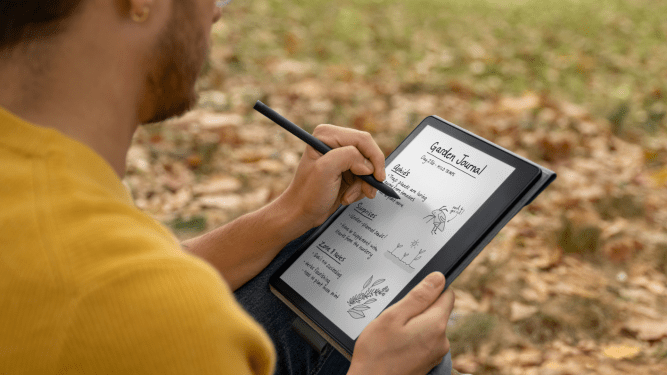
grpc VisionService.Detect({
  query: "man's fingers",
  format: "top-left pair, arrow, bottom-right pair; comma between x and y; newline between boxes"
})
342,182 -> 363,205
361,180 -> 378,199
391,272 -> 446,323
343,179 -> 377,205
317,145 -> 375,181
313,125 -> 386,182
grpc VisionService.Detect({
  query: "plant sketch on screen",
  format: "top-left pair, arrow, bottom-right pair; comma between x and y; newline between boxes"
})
423,204 -> 465,235
346,276 -> 388,319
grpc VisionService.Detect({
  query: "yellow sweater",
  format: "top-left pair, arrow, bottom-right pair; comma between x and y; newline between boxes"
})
0,107 -> 275,374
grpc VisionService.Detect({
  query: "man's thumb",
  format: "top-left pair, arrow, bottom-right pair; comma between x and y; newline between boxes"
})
394,272 -> 445,322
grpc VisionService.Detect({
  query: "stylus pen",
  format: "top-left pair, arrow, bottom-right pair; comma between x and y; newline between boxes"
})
253,100 -> 400,200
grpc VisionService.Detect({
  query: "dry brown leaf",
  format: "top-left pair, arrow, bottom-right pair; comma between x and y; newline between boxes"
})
499,93 -> 541,113
268,59 -> 313,76
650,166 -> 667,187
199,113 -> 243,129
193,176 -> 242,195
510,301 -> 539,322
602,344 -> 642,360
199,195 -> 243,210
291,79 -> 325,100
624,318 -> 667,341
234,148 -> 269,163
517,348 -> 544,366
450,289 -> 481,313
257,159 -> 287,174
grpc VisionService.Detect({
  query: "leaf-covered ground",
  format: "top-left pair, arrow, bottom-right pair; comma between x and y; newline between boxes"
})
124,1 -> 667,374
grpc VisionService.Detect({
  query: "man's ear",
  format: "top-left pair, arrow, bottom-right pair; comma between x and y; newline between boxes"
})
117,0 -> 156,23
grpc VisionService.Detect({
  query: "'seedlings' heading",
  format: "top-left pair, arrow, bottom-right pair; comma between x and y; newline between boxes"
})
430,142 -> 488,176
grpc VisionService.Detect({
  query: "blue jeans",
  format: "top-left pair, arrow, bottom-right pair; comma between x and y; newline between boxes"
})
234,230 -> 453,375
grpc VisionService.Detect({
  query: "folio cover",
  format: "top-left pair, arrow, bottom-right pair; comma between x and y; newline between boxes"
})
270,115 -> 556,358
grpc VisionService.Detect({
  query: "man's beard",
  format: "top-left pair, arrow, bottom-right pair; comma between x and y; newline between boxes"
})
142,2 -> 207,124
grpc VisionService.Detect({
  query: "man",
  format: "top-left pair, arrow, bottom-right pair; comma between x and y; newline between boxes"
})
0,1 -> 456,374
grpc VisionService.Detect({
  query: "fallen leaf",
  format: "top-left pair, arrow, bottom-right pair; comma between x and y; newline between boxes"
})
624,318 -> 667,341
510,301 -> 539,322
199,113 -> 243,129
193,176 -> 242,195
199,195 -> 243,210
257,159 -> 286,173
602,344 -> 642,360
650,166 -> 667,187
186,154 -> 202,169
284,31 -> 303,55
499,93 -> 541,113
517,348 -> 543,366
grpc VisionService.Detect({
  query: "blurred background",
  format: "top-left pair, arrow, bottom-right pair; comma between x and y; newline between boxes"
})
123,0 -> 667,373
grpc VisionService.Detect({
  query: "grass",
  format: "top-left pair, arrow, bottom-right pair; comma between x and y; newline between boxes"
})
212,0 -> 666,135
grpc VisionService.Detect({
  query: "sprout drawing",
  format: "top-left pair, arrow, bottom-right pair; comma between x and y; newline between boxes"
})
409,249 -> 427,266
386,242 -> 428,270
389,243 -> 403,255
347,276 -> 388,319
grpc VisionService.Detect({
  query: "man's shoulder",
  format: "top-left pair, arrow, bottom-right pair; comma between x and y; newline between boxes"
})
56,241 -> 275,375
74,247 -> 229,308
60,203 -> 210,292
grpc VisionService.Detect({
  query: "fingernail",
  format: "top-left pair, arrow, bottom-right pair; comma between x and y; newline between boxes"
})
364,159 -> 374,173
425,272 -> 445,288
344,186 -> 360,204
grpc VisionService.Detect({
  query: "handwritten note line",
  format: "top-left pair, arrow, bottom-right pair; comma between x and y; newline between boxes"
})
316,246 -> 342,265
427,152 -> 476,179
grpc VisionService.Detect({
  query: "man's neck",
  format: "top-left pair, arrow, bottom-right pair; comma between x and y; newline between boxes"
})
0,40 -> 141,178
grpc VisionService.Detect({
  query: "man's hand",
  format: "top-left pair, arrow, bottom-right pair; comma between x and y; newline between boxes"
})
281,124 -> 387,229
182,124 -> 386,290
348,272 -> 456,375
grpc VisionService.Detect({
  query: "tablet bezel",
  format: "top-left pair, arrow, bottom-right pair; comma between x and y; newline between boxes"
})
269,116 -> 542,357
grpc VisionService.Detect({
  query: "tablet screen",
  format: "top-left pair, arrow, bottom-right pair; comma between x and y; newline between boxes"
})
279,124 -> 515,339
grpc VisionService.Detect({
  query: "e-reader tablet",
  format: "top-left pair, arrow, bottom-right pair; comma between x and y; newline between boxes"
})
269,115 -> 556,359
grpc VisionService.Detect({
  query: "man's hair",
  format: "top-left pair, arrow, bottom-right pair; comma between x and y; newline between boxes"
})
0,1 -> 84,50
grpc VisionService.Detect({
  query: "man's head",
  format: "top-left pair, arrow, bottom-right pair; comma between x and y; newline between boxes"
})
0,0 -> 222,124
0,1 -> 85,50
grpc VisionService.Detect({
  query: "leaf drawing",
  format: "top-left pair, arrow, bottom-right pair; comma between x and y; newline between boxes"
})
347,276 -> 389,319
363,276 -> 373,290
348,310 -> 365,319
371,279 -> 385,288
352,305 -> 371,311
